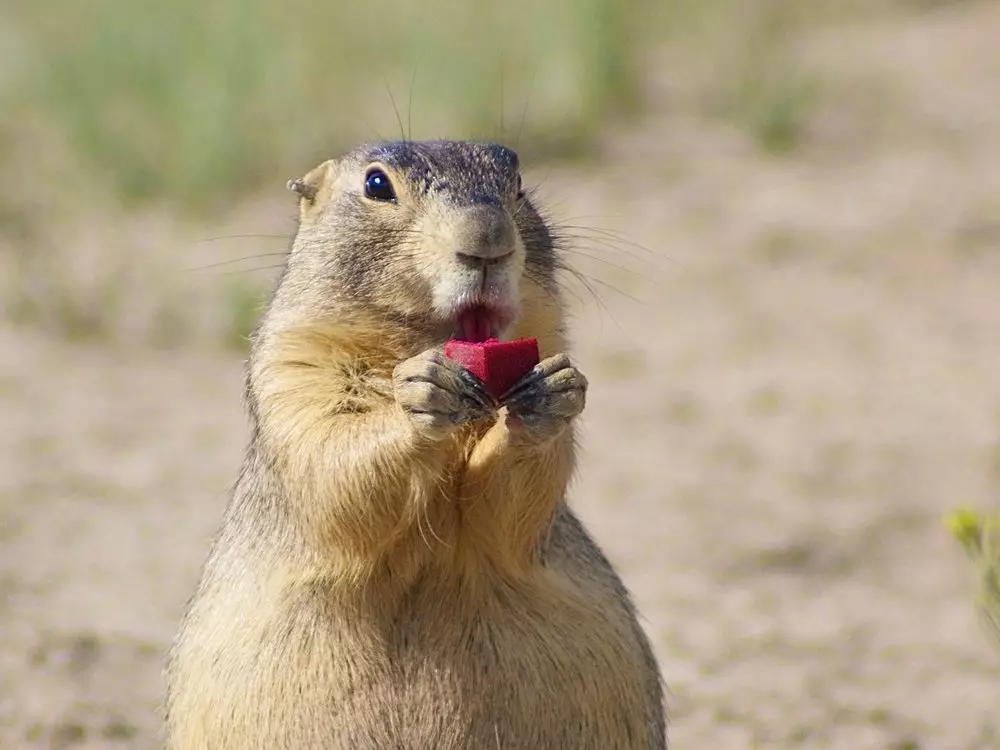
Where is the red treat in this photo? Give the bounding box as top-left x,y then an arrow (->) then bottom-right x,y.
444,337 -> 540,400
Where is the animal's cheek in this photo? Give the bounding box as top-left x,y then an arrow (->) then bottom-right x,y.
363,254 -> 436,315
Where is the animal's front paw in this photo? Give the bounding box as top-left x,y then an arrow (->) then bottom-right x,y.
393,349 -> 498,439
501,353 -> 587,441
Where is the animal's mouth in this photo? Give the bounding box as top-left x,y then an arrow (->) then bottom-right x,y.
453,303 -> 508,342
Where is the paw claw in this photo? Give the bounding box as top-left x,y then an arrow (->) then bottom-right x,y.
501,353 -> 587,438
504,384 -> 541,410
393,348 -> 500,437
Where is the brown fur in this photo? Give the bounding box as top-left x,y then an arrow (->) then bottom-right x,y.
165,140 -> 666,749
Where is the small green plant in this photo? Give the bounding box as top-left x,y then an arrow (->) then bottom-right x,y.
655,0 -> 823,155
716,0 -> 822,155
730,67 -> 820,156
946,507 -> 1000,647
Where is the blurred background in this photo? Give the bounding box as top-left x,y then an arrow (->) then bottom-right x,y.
2,0 -> 999,747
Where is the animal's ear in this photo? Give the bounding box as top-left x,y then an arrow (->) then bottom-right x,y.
287,159 -> 337,215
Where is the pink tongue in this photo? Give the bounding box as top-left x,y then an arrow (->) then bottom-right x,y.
460,310 -> 492,342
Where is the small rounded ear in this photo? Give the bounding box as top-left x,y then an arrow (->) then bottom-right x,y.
287,159 -> 337,214
287,177 -> 317,202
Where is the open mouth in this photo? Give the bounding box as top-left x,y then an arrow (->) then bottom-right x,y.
453,303 -> 506,342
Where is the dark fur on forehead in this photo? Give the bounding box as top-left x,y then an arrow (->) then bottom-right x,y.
360,141 -> 520,204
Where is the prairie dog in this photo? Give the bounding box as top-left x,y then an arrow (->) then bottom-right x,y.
165,140 -> 666,749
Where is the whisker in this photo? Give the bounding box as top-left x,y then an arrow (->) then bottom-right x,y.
523,176 -> 561,210
182,253 -> 292,273
361,112 -> 386,143
576,272 -> 643,307
515,67 -> 537,150
498,51 -> 505,141
212,265 -> 287,278
384,77 -> 406,142
551,232 -> 673,281
556,224 -> 658,256
407,64 -> 420,142
550,247 -> 646,278
554,225 -> 668,267
522,266 -> 579,308
553,230 -> 656,265
193,233 -> 292,245
552,261 -> 634,342
556,222 -> 677,266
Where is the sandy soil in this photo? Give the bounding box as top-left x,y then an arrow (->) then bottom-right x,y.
2,3 -> 1000,748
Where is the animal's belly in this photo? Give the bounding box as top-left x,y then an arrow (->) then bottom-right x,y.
171,577 -> 659,750
321,582 -> 656,749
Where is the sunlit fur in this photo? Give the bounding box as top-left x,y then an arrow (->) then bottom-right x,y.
165,140 -> 666,749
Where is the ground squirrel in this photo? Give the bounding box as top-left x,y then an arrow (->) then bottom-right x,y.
165,140 -> 667,749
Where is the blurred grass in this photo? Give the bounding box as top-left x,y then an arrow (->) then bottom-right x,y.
0,0 -> 657,347
0,0 -> 956,347
1,0 -> 897,218
1,0 -> 649,217
713,3 -> 822,155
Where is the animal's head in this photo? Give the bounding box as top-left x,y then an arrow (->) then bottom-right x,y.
277,140 -> 562,347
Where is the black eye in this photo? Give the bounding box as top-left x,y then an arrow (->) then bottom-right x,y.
364,169 -> 396,201
516,174 -> 524,200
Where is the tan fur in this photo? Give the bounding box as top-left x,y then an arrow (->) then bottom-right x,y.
165,141 -> 666,749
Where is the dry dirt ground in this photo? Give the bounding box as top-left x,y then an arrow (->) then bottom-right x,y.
3,4 -> 1000,748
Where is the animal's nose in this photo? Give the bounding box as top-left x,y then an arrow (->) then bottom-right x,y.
454,205 -> 516,264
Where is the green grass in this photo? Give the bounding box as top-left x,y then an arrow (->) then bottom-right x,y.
0,0 -> 656,345
947,508 -> 1000,649
2,0 -> 649,217
651,0 -> 824,155
0,0 -> 939,346
1,0 -> 944,219
718,2 -> 822,155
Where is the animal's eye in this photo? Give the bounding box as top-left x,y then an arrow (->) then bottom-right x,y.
516,174 -> 524,200
364,168 -> 396,201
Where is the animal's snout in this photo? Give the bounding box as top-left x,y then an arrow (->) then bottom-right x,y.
453,206 -> 516,265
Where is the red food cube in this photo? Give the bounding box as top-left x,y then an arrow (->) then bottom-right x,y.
444,337 -> 540,400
